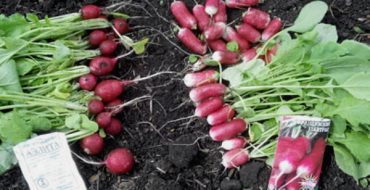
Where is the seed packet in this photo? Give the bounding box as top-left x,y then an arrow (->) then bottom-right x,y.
268,115 -> 331,190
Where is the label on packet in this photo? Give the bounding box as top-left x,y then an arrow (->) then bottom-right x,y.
13,133 -> 86,190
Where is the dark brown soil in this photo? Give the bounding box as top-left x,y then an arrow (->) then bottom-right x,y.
0,0 -> 369,190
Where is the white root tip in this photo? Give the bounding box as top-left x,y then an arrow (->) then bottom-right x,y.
212,51 -> 222,61
279,161 -> 293,174
183,74 -> 195,87
205,6 -> 218,16
206,115 -> 214,125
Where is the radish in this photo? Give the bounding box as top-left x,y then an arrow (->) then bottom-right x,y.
208,39 -> 227,51
214,1 -> 227,23
242,48 -> 257,62
221,137 -> 248,150
223,26 -> 250,51
222,148 -> 249,168
81,5 -> 101,20
113,18 -> 129,34
285,173 -> 301,190
243,8 -> 271,29
209,118 -> 247,141
105,99 -> 124,112
105,118 -> 123,136
79,74 -> 98,91
88,99 -> 105,115
96,112 -> 112,128
183,69 -> 219,87
99,39 -> 118,56
189,83 -> 226,102
89,30 -> 107,47
171,1 -> 197,30
89,57 -> 117,76
195,96 -> 224,117
105,148 -> 135,174
207,104 -> 235,125
80,133 -> 104,155
272,137 -> 294,169
268,170 -> 287,190
262,18 -> 282,41
212,51 -> 241,65
204,22 -> 226,40
225,0 -> 261,8
177,28 -> 207,55
236,23 -> 261,43
205,0 -> 220,16
192,5 -> 210,31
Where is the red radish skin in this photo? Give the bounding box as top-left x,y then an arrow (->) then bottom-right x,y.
221,137 -> 248,150
80,133 -> 104,155
285,173 -> 301,190
195,97 -> 224,117
209,118 -> 247,141
242,48 -> 257,62
89,30 -> 107,47
96,112 -> 112,128
268,170 -> 287,190
262,18 -> 282,41
99,40 -> 118,56
204,22 -> 226,40
106,99 -> 124,111
88,99 -> 105,115
189,83 -> 226,102
183,70 -> 219,87
205,0 -> 220,16
208,40 -> 227,51
207,104 -> 235,125
236,23 -> 261,43
226,0 -> 261,8
105,148 -> 134,174
222,148 -> 249,168
105,118 -> 123,136
171,1 -> 197,30
89,57 -> 117,76
95,80 -> 124,102
266,44 -> 279,63
272,137 -> 294,168
212,51 -> 241,65
243,8 -> 271,29
177,28 -> 207,55
81,5 -> 101,20
193,5 -> 210,31
79,74 -> 97,91
214,1 -> 227,23
223,26 -> 250,51
113,18 -> 129,34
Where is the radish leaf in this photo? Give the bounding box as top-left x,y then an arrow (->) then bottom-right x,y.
0,143 -> 16,175
342,73 -> 370,101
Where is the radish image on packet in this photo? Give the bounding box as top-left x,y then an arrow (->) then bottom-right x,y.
268,115 -> 330,190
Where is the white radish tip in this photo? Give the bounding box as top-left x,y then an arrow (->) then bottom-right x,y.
205,6 -> 218,16
183,74 -> 195,87
212,51 -> 222,61
279,161 -> 294,173
178,28 -> 187,36
221,141 -> 233,150
189,90 -> 197,102
206,115 -> 214,125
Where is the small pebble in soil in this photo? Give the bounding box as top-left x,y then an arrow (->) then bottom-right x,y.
145,175 -> 167,190
239,161 -> 265,187
220,179 -> 242,190
169,134 -> 199,168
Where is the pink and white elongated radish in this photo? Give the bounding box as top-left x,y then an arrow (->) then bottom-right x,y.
212,51 -> 241,65
209,118 -> 247,141
223,26 -> 250,51
89,30 -> 107,47
195,97 -> 224,117
208,40 -> 227,51
99,39 -> 118,56
268,170 -> 286,190
205,0 -> 220,16
214,1 -> 227,23
225,0 -> 261,8
243,8 -> 271,29
184,69 -> 219,87
189,83 -> 226,102
204,22 -> 226,40
242,48 -> 257,62
171,1 -> 197,30
236,23 -> 261,43
207,104 -> 235,125
80,133 -> 104,155
88,99 -> 105,114
193,5 -> 210,31
113,18 -> 129,34
79,74 -> 97,91
81,5 -> 101,20
105,118 -> 123,136
222,148 -> 249,168
262,18 -> 282,41
221,137 -> 248,150
177,28 -> 207,55
272,137 -> 294,169
105,148 -> 135,174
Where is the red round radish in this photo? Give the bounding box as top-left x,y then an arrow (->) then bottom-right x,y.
195,97 -> 224,118
223,26 -> 250,51
113,18 -> 129,34
222,148 -> 249,168
207,104 -> 235,125
105,148 -> 134,174
192,5 -> 210,31
209,118 -> 247,141
105,118 -> 123,136
89,30 -> 107,47
204,22 -> 226,40
177,28 -> 207,55
89,57 -> 117,76
226,0 -> 261,8
171,1 -> 197,30
183,69 -> 219,87
88,99 -> 105,115
212,51 -> 241,65
214,1 -> 227,23
243,8 -> 271,29
99,40 -> 118,56
79,74 -> 97,91
94,80 -> 124,102
242,48 -> 257,62
236,23 -> 261,43
205,0 -> 220,16
221,137 -> 248,150
96,112 -> 112,128
262,18 -> 282,41
80,133 -> 104,155
106,99 -> 124,110
189,83 -> 226,102
81,5 -> 101,20
208,39 -> 227,51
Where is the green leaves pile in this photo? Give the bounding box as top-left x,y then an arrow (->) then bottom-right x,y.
222,1 -> 370,184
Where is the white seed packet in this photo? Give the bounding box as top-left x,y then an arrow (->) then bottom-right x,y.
13,133 -> 86,190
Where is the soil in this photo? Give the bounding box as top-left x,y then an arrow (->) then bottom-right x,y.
0,0 -> 369,190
